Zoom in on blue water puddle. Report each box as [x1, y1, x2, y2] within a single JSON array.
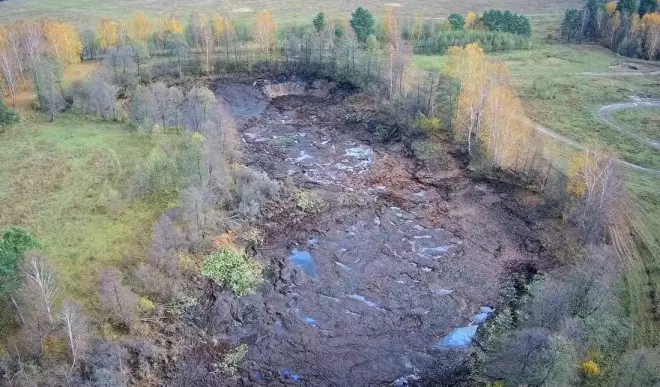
[[289, 249, 318, 279], [438, 306, 495, 349], [438, 325, 478, 349], [303, 317, 318, 328], [280, 369, 302, 383]]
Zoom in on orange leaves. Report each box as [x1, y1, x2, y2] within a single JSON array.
[[163, 16, 184, 35], [605, 1, 617, 14], [98, 18, 119, 50], [642, 13, 660, 58], [254, 10, 277, 54], [43, 20, 82, 64], [213, 230, 237, 249]]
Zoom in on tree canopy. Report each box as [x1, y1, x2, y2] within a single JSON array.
[[350, 7, 376, 43], [0, 84, 19, 129], [0, 226, 40, 296]]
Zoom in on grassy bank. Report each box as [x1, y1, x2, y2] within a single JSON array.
[[0, 113, 164, 309]]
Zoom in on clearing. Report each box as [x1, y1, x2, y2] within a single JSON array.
[[0, 114, 163, 308]]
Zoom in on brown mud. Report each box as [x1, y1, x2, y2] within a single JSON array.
[[196, 78, 553, 386]]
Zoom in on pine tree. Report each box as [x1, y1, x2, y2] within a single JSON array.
[[617, 0, 638, 14], [639, 0, 659, 15], [0, 84, 19, 131], [313, 12, 326, 33], [350, 7, 375, 43]]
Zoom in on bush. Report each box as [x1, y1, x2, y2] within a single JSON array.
[[201, 247, 264, 296], [231, 168, 279, 217], [295, 190, 326, 213]]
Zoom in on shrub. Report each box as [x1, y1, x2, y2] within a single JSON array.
[[231, 168, 279, 217], [139, 297, 156, 313], [295, 190, 326, 213], [201, 247, 264, 296], [219, 343, 248, 375]]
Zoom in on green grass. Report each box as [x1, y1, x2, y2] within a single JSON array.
[[0, 0, 576, 27], [415, 43, 660, 169], [612, 107, 660, 142], [0, 112, 164, 309]]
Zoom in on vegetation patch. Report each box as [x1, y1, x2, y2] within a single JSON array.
[[201, 247, 264, 296]]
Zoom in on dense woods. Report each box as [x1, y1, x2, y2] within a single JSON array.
[[0, 4, 657, 386], [562, 0, 660, 60]]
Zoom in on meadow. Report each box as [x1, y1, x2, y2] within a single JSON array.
[[0, 0, 581, 25]]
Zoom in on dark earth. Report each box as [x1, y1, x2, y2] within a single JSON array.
[[199, 78, 548, 386]]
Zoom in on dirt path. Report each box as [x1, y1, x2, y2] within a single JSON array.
[[598, 98, 660, 150], [530, 99, 660, 176]]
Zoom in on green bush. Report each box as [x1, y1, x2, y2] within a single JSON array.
[[201, 247, 264, 296]]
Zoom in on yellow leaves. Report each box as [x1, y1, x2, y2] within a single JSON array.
[[384, 6, 398, 42], [642, 12, 660, 26], [447, 42, 531, 167], [567, 151, 588, 197], [131, 12, 152, 41], [466, 11, 478, 29], [43, 20, 82, 64], [605, 1, 617, 14], [253, 10, 277, 54], [163, 16, 184, 35], [98, 18, 119, 50], [581, 360, 601, 376]]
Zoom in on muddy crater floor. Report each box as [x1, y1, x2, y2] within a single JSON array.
[[208, 78, 542, 386]]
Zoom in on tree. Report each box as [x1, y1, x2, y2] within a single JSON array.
[[131, 12, 152, 42], [350, 7, 375, 43], [562, 9, 584, 41], [609, 11, 622, 47], [313, 12, 326, 33], [617, 0, 638, 14], [165, 33, 189, 78], [183, 85, 216, 131], [60, 300, 89, 372], [642, 12, 660, 59], [86, 73, 119, 120], [0, 84, 19, 130], [567, 146, 625, 242], [98, 18, 119, 51], [33, 57, 65, 122], [448, 13, 466, 30], [80, 29, 100, 60], [43, 20, 83, 64], [0, 227, 39, 317], [639, 0, 659, 15], [0, 27, 21, 105], [99, 268, 138, 328], [606, 0, 618, 14], [23, 253, 59, 323], [254, 10, 277, 55], [466, 11, 478, 29]]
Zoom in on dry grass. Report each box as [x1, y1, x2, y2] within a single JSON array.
[[0, 0, 582, 26]]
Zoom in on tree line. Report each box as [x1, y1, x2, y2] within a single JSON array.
[[562, 0, 660, 59]]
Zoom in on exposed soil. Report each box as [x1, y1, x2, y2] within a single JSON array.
[[204, 78, 551, 386]]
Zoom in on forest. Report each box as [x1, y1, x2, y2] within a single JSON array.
[[0, 3, 659, 386]]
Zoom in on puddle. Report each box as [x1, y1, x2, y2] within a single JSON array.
[[438, 306, 495, 349], [288, 249, 318, 279]]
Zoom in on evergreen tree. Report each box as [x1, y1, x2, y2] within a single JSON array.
[[350, 7, 375, 43], [617, 0, 638, 14], [0, 84, 19, 131], [448, 13, 466, 30], [313, 12, 326, 33], [639, 0, 659, 15]]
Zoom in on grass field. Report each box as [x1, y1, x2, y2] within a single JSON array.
[[0, 0, 581, 26], [612, 107, 660, 142], [0, 113, 164, 309], [414, 43, 660, 170]]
